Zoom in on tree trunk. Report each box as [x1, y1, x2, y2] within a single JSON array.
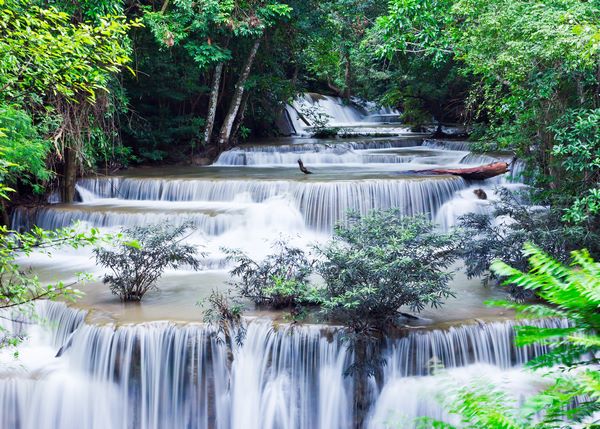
[[217, 38, 261, 149], [327, 79, 343, 97], [291, 64, 299, 88], [61, 146, 77, 203], [343, 52, 352, 100], [0, 199, 10, 227], [204, 62, 224, 147], [426, 161, 509, 180], [353, 336, 369, 429], [231, 90, 250, 143]]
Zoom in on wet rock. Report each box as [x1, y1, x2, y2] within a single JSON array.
[[192, 156, 211, 166], [473, 188, 488, 199]]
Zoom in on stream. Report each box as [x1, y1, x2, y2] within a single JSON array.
[[2, 96, 540, 429]]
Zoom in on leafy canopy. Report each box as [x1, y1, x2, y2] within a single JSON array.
[[144, 0, 291, 70], [550, 108, 600, 223], [0, 106, 52, 193], [0, 0, 139, 104], [373, 0, 600, 226]]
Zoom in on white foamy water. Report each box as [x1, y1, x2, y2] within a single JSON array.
[[4, 132, 534, 428], [0, 303, 565, 429], [284, 94, 409, 136]]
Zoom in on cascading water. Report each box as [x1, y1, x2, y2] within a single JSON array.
[[422, 139, 472, 151], [284, 94, 408, 136], [0, 303, 566, 429], [213, 139, 421, 166], [5, 133, 534, 428], [14, 175, 468, 233]]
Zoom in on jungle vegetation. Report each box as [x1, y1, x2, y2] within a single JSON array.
[[0, 0, 597, 243], [0, 0, 598, 425]]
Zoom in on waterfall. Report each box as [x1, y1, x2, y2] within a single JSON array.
[[14, 176, 467, 233], [0, 304, 567, 429], [459, 153, 499, 165], [432, 151, 528, 229], [285, 94, 405, 136], [213, 139, 421, 166], [215, 151, 414, 167], [422, 140, 471, 151], [367, 364, 545, 428], [4, 134, 537, 428], [0, 301, 85, 350], [13, 206, 244, 236]]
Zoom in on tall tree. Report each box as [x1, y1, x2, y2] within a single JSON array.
[[375, 0, 600, 226], [145, 0, 291, 151], [0, 0, 139, 202]]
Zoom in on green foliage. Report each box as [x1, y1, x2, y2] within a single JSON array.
[[372, 0, 600, 229], [0, 224, 107, 347], [0, 105, 51, 192], [0, 0, 140, 198], [550, 108, 600, 224], [302, 0, 385, 97], [458, 188, 600, 299], [224, 240, 318, 310], [355, 0, 468, 123], [0, 156, 15, 201], [456, 0, 600, 211], [224, 212, 464, 328], [564, 189, 600, 226], [95, 222, 203, 301], [316, 211, 460, 331], [375, 0, 454, 64], [0, 0, 139, 104], [417, 384, 532, 429], [420, 246, 600, 428], [144, 0, 291, 70], [140, 0, 292, 150], [121, 26, 208, 163], [199, 289, 246, 346], [490, 245, 600, 371]]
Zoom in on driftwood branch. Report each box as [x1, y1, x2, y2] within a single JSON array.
[[297, 159, 313, 174], [425, 161, 509, 180]]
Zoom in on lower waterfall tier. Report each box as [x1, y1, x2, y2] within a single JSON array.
[[0, 302, 566, 429]]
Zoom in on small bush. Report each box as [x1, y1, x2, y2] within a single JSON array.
[[457, 188, 599, 299], [298, 104, 340, 138], [224, 240, 319, 311], [316, 210, 461, 332], [200, 290, 246, 347], [95, 222, 202, 301]]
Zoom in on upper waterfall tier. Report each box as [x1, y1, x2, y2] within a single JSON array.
[[0, 302, 566, 429], [214, 138, 424, 166], [284, 94, 408, 136], [212, 139, 476, 168], [16, 174, 467, 233]]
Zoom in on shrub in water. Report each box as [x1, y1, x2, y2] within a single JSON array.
[[316, 210, 461, 332], [95, 222, 202, 301]]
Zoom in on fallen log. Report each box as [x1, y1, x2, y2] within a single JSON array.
[[427, 161, 509, 180]]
